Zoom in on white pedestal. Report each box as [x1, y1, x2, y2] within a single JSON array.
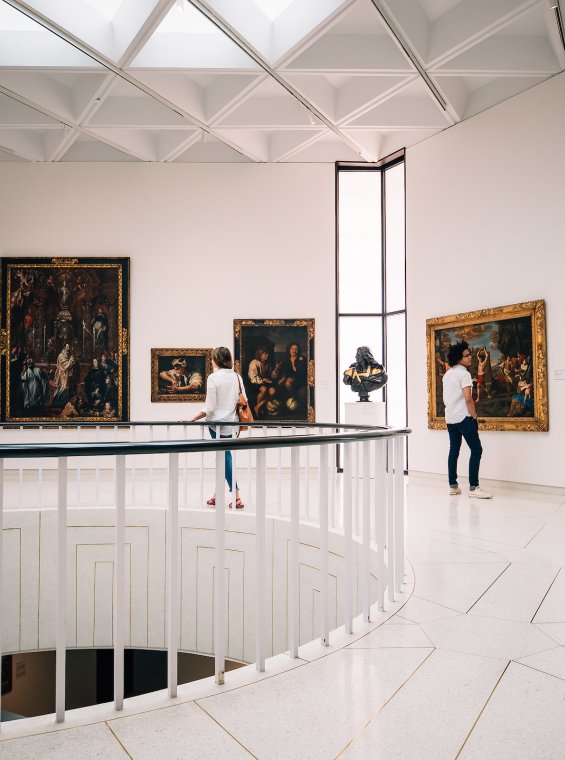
[[344, 401, 386, 427]]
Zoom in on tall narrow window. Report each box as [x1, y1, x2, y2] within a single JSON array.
[[336, 156, 407, 442]]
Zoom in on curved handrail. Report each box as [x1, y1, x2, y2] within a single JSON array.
[[0, 424, 411, 459]]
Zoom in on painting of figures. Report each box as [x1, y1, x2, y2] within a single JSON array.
[[234, 319, 315, 423], [427, 300, 548, 431], [151, 348, 211, 402], [2, 257, 129, 422]]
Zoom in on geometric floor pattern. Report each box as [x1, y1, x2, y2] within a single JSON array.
[[1, 475, 564, 759]]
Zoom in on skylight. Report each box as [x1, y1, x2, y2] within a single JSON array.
[[158, 2, 223, 34], [253, 0, 296, 21], [83, 0, 123, 20], [0, 3, 42, 32]]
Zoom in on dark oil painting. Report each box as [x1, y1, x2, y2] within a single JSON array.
[[234, 319, 315, 423], [2, 257, 129, 422], [151, 348, 211, 402]]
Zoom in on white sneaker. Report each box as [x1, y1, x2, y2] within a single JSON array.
[[449, 486, 461, 495], [468, 487, 492, 499]]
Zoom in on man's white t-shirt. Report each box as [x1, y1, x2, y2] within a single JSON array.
[[442, 364, 472, 424]]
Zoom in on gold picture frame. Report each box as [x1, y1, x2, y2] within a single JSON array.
[[151, 348, 211, 402], [2, 257, 129, 422], [427, 300, 548, 431]]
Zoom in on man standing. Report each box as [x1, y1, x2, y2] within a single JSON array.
[[443, 341, 492, 498]]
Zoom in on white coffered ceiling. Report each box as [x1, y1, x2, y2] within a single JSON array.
[[0, 0, 563, 163]]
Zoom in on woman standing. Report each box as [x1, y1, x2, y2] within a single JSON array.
[[190, 346, 245, 509]]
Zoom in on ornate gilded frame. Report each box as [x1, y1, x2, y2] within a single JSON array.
[[151, 348, 211, 402], [0, 257, 130, 425], [234, 318, 315, 423], [426, 300, 548, 431]]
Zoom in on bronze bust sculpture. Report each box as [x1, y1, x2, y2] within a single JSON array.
[[343, 346, 388, 402]]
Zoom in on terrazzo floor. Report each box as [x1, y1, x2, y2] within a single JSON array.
[[2, 475, 565, 759]]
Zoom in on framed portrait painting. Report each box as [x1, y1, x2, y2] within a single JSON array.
[[151, 348, 211, 402], [234, 318, 315, 423], [1, 256, 129, 422], [427, 300, 548, 431]]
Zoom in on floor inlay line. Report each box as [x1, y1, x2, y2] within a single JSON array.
[[194, 700, 259, 759], [465, 562, 512, 614], [530, 567, 562, 623], [453, 660, 511, 759]]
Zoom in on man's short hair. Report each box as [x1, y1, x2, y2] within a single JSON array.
[[447, 341, 469, 367]]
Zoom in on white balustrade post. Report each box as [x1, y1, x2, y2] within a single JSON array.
[[319, 444, 329, 646], [386, 438, 395, 602], [329, 437, 337, 531], [75, 426, 81, 507], [149, 425, 154, 507], [95, 426, 100, 507], [343, 442, 353, 635], [0, 460, 3, 723], [114, 454, 126, 711], [304, 429, 310, 522], [183, 425, 188, 509], [56, 457, 68, 722], [394, 436, 405, 593], [277, 426, 283, 516], [362, 439, 371, 622], [167, 452, 179, 697], [214, 450, 226, 684], [288, 446, 300, 658], [130, 424, 136, 506], [199, 424, 205, 509], [353, 441, 360, 538], [374, 439, 387, 611], [255, 448, 266, 671]]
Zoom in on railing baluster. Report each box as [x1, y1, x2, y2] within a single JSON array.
[[167, 452, 179, 697], [343, 442, 353, 635], [95, 426, 100, 507], [288, 445, 300, 658], [394, 436, 405, 593], [255, 448, 266, 671], [56, 457, 67, 722], [304, 429, 310, 522], [386, 438, 395, 603], [183, 425, 189, 510], [149, 425, 154, 507], [362, 440, 371, 622], [199, 424, 205, 509], [214, 450, 226, 685], [0, 459, 4, 724], [329, 436, 336, 531], [319, 444, 329, 646], [130, 424, 136, 506], [114, 454, 126, 711], [75, 426, 81, 508], [374, 438, 386, 611], [18, 426, 23, 508], [277, 426, 283, 516]]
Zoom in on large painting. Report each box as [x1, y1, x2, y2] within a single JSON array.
[[234, 319, 315, 423], [427, 300, 548, 431], [151, 348, 211, 402], [1, 257, 129, 422]]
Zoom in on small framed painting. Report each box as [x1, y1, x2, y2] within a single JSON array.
[[151, 348, 212, 402]]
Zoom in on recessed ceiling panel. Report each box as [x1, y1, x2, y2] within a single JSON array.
[[85, 78, 188, 127], [0, 92, 61, 126], [0, 2, 102, 67], [131, 3, 260, 69], [435, 74, 549, 119], [0, 71, 111, 122], [345, 79, 449, 128], [285, 131, 362, 162], [214, 77, 313, 127], [84, 125, 199, 160], [174, 134, 253, 162]]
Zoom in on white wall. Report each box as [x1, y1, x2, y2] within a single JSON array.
[[406, 72, 565, 487], [0, 163, 336, 423]]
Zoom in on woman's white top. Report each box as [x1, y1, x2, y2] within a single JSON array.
[[202, 368, 246, 435]]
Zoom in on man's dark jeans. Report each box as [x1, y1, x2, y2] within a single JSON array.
[[447, 416, 482, 488]]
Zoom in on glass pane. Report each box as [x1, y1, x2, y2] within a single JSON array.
[[338, 316, 383, 421], [338, 171, 382, 314], [385, 313, 406, 429], [385, 163, 405, 313]]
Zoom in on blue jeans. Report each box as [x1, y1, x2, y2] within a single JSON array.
[[447, 416, 482, 488], [208, 427, 237, 491]]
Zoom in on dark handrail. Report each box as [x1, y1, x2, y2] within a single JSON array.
[[0, 426, 411, 459]]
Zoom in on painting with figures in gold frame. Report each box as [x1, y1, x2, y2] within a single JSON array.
[[234, 318, 315, 423], [151, 348, 211, 402], [1, 257, 129, 422], [427, 300, 548, 431]]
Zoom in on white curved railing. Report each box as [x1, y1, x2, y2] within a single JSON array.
[[0, 421, 409, 727]]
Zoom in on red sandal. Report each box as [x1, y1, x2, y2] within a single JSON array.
[[206, 497, 216, 507], [228, 498, 244, 509]]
